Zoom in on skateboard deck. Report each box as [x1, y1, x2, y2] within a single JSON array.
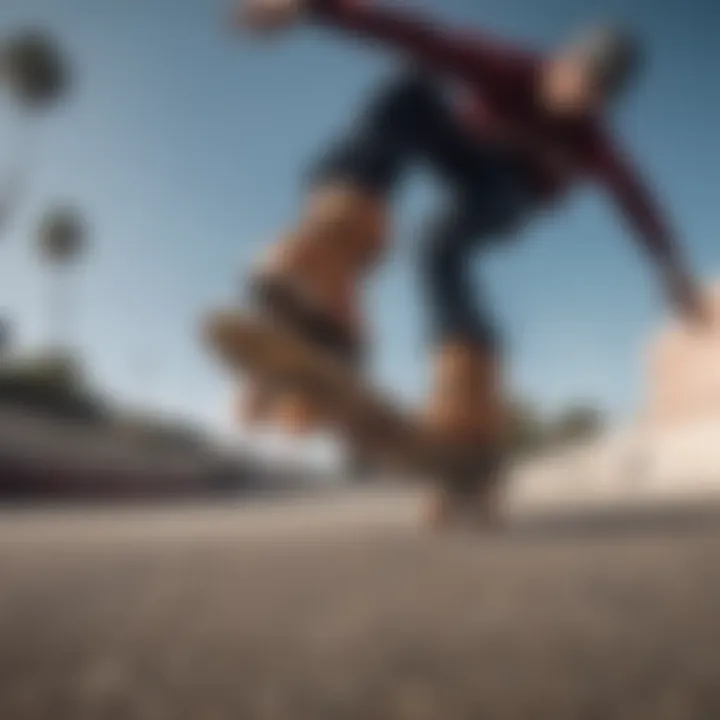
[[203, 309, 477, 479]]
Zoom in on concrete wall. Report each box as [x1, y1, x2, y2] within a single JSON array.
[[508, 282, 720, 510], [509, 413, 720, 511]]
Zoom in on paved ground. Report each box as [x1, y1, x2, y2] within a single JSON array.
[[2, 489, 720, 720]]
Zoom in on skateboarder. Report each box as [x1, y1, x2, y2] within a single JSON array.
[[231, 0, 707, 522]]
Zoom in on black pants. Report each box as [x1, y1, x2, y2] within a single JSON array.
[[308, 71, 536, 353]]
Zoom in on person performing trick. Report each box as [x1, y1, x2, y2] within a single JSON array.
[[227, 0, 708, 525]]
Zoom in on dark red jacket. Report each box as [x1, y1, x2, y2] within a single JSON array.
[[308, 0, 681, 266]]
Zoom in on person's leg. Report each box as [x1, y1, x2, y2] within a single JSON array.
[[245, 183, 388, 434], [418, 201, 508, 526], [418, 163, 534, 527], [240, 71, 461, 434]]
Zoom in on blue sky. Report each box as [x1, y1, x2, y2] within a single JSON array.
[[0, 0, 718, 437]]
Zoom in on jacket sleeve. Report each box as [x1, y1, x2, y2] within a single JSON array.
[[306, 0, 534, 87], [591, 132, 684, 270]]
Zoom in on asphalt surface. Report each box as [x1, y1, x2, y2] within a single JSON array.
[[1, 489, 720, 720]]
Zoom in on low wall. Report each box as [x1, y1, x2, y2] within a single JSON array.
[[508, 416, 720, 511]]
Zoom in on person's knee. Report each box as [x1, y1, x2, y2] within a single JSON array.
[[420, 222, 467, 300], [366, 69, 445, 135], [420, 235, 502, 355], [383, 69, 441, 108], [307, 71, 445, 196]]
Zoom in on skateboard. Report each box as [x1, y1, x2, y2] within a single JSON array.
[[202, 308, 497, 485]]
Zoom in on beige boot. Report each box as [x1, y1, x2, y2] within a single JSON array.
[[421, 340, 509, 528], [257, 183, 387, 329], [243, 183, 389, 437]]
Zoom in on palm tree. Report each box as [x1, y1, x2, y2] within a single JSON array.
[[1, 30, 69, 108], [549, 404, 605, 447], [0, 315, 10, 359], [37, 206, 87, 354], [0, 30, 70, 237]]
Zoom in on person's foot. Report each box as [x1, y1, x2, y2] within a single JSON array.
[[237, 184, 387, 437], [249, 183, 386, 351], [420, 340, 509, 528]]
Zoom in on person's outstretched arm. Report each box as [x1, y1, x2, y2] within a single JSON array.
[[238, 0, 534, 87], [592, 137, 706, 324]]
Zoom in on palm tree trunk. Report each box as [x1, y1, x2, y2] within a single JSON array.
[[47, 264, 74, 355]]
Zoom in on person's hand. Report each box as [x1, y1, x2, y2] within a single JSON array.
[[232, 0, 305, 35], [664, 266, 710, 329]]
